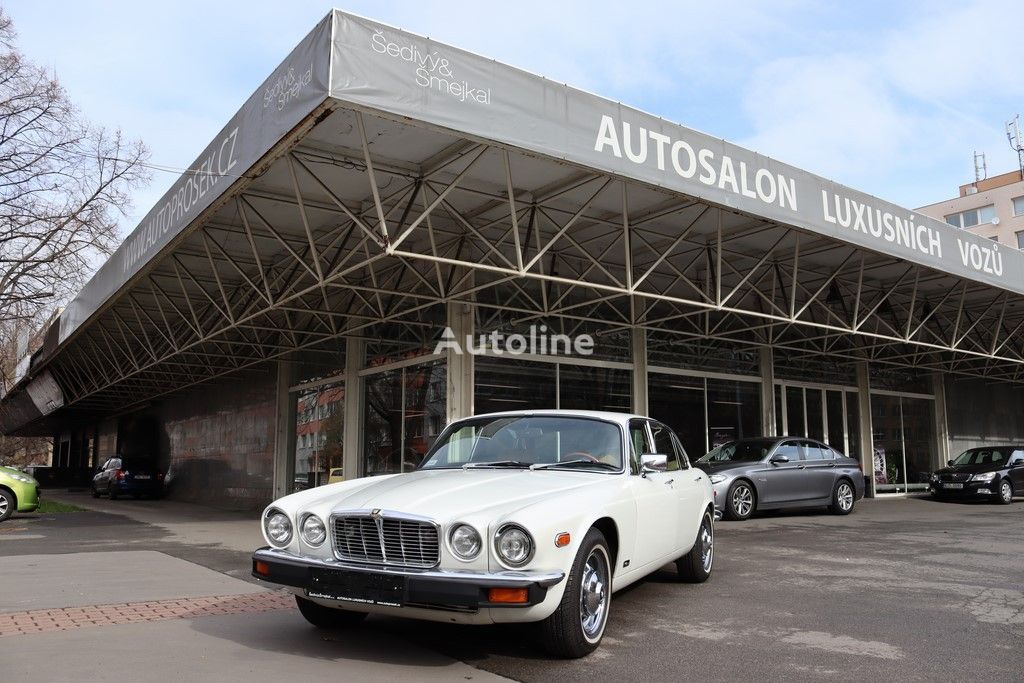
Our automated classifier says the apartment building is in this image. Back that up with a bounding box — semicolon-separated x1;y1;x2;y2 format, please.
917;169;1024;248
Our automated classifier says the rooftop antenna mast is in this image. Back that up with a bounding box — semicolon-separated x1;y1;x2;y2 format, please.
974;150;987;182
1008;115;1024;179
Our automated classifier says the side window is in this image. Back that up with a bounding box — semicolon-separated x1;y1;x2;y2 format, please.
628;419;650;475
802;441;826;460
670;432;691;469
100;459;111;470
1009;450;1024;465
650;422;681;472
775;441;802;461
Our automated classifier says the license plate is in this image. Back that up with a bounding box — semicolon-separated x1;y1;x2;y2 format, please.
307;568;406;607
134;475;151;480
943;483;963;489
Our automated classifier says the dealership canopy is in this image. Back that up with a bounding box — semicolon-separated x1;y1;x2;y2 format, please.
3;9;1024;435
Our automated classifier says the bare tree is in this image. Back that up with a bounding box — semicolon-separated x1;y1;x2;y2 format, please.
0;8;149;360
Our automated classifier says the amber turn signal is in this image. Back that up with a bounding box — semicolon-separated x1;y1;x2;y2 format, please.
254;560;270;577
554;532;571;548
487;587;529;604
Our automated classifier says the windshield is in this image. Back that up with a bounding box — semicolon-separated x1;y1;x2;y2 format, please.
697;439;775;464
951;448;1015;466
419;415;623;472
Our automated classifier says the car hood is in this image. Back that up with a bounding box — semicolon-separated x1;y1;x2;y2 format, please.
935;462;1005;475
694;461;757;475
297;468;610;522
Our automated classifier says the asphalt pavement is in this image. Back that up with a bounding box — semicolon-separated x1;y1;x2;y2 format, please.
1;491;1022;681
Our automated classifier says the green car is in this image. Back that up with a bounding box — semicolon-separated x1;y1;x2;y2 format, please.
0;465;39;522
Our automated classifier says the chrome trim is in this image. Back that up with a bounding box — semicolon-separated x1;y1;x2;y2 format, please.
253;547;565;588
299;513;326;547
329;508;441;569
264;507;292;548
493;523;535;569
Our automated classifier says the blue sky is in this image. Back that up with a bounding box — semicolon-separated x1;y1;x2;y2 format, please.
5;0;1021;236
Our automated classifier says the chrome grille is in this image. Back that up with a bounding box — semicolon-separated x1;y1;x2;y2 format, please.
331;513;439;568
940;473;970;482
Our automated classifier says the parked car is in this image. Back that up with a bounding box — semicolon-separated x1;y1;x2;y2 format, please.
251;410;715;658
0;465;40;521
91;457;165;499
327;468;344;484
695;437;864;520
930;446;1024;504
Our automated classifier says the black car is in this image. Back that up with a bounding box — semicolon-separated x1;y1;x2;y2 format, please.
91;457;165;499
930;447;1024;504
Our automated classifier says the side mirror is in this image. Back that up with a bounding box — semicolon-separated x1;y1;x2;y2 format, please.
947;459;956;466
770;454;790;465
640;453;668;474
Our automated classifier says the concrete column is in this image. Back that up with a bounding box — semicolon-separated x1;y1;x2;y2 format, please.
342;337;365;480
931;371;950;468
272;358;296;499
856;361;875;498
631;327;648;415
446;300;475;422
760;347;776;436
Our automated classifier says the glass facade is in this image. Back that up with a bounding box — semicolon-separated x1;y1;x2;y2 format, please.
363;360;446;476
870;393;936;493
648;374;761;460
291;381;344;492
474;357;631;414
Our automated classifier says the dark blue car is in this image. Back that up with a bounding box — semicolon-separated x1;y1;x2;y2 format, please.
91;457;164;499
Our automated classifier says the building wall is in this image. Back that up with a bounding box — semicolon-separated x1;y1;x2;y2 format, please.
154;363;277;510
944;377;1024;456
916;171;1024;247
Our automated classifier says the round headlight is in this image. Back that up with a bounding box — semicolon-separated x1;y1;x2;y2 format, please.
449;524;482;560
495;524;534;568
300;514;326;547
264;510;292;546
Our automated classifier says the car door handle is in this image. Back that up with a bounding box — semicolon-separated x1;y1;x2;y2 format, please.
796;465;806;469
694;476;702;482
664;479;674;486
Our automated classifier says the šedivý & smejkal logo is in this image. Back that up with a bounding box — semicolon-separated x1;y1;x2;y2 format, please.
433;325;593;356
371;29;492;105
263;63;314;111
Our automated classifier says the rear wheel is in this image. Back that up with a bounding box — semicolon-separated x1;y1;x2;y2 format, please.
829;479;856;515
997;479;1013;505
0;489;14;522
538;528;611;658
108;483;118;500
91;485;100;499
676;511;714;583
294;596;367;628
725;481;755;521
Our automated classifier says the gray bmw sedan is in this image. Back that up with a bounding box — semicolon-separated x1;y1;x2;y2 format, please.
695;438;865;521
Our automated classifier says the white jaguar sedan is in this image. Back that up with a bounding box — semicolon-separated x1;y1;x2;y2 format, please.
252;410;715;658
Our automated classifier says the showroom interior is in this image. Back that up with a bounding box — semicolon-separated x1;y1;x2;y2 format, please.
4;10;1024;510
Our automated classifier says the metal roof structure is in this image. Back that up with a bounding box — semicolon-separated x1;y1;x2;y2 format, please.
4;9;1024;435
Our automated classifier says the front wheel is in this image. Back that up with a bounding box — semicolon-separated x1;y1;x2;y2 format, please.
725;481;755;520
676;511;714;583
294;596;367;628
538;528;611;659
829;479;856;515
996;479;1013;505
0;489;14;522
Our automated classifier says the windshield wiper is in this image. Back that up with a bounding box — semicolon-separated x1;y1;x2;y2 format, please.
462;460;532;469
530;459;620;471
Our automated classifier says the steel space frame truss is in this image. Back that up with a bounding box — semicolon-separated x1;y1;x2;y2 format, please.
47;109;1024;414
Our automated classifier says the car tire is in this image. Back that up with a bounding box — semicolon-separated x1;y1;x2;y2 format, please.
0;489;14;522
996;479;1013;505
829;479;856;515
538;527;611;659
676;510;714;583
91;486;100;499
294;596;367;628
108;484;118;501
724;480;755;521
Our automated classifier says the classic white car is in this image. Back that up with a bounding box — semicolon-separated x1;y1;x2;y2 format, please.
252;410;715;658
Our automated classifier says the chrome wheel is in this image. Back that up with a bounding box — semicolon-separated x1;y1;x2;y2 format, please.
579;546;609;641
1000;480;1013;504
732;484;753;517
0;495;8;517
837;482;854;511
699;517;714;573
